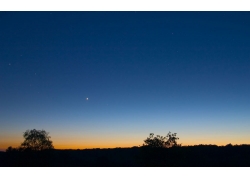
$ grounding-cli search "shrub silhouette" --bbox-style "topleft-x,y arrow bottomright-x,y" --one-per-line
19,129 -> 54,151
143,132 -> 180,148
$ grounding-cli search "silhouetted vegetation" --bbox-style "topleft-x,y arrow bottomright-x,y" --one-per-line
1,131 -> 250,167
21,129 -> 54,151
6,129 -> 54,152
1,144 -> 250,167
143,132 -> 180,148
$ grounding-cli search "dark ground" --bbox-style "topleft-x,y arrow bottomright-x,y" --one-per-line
1,145 -> 250,167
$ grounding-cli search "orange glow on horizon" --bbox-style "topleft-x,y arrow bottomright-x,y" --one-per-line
2,140 -> 250,151
1,132 -> 250,151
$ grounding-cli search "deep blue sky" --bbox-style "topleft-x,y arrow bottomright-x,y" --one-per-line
1,12 -> 250,149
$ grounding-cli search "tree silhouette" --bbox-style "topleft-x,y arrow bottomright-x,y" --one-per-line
6,146 -> 17,152
143,132 -> 180,148
165,132 -> 179,147
20,129 -> 54,151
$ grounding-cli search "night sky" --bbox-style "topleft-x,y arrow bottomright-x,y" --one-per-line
1,12 -> 250,150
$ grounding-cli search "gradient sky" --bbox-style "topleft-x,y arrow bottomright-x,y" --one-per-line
1,12 -> 250,150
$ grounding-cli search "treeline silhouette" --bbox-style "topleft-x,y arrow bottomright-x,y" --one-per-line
1,129 -> 250,167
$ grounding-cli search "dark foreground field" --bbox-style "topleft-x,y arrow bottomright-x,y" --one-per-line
1,145 -> 250,167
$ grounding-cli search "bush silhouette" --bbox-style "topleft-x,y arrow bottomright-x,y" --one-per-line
143,132 -> 180,148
